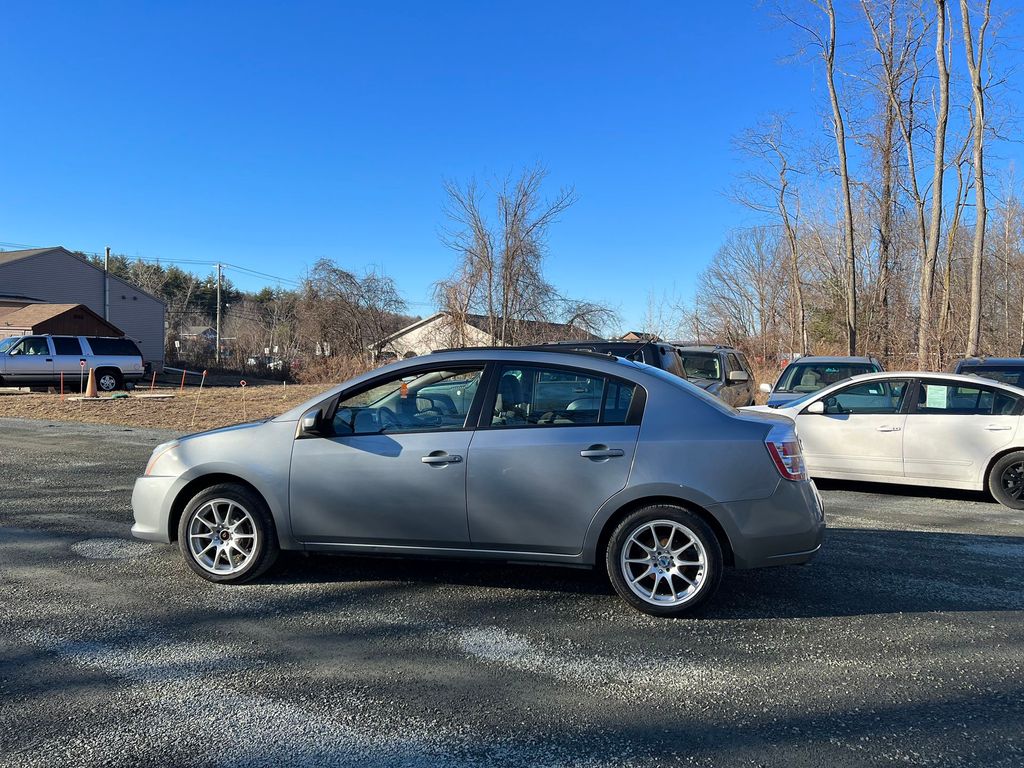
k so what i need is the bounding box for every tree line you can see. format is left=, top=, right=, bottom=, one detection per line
left=84, top=165, right=618, bottom=380
left=689, top=0, right=1017, bottom=369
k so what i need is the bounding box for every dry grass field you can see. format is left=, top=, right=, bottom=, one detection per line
left=0, top=384, right=325, bottom=432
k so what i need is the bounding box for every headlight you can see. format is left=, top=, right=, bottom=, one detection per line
left=145, top=440, right=179, bottom=476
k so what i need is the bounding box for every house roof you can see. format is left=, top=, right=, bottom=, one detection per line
left=0, top=303, right=121, bottom=334
left=463, top=313, right=602, bottom=341
left=375, top=311, right=603, bottom=348
left=374, top=312, right=446, bottom=346
left=0, top=248, right=56, bottom=266
left=0, top=246, right=166, bottom=306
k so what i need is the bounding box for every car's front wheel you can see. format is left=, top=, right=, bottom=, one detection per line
left=989, top=451, right=1024, bottom=510
left=606, top=505, right=723, bottom=617
left=177, top=483, right=279, bottom=583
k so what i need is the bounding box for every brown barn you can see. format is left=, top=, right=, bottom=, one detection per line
left=0, top=303, right=123, bottom=339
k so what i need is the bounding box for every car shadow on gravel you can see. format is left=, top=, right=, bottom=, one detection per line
left=258, top=526, right=1024, bottom=620
left=267, top=552, right=612, bottom=597
left=813, top=477, right=994, bottom=504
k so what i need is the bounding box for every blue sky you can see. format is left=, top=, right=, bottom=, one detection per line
left=1, top=2, right=866, bottom=327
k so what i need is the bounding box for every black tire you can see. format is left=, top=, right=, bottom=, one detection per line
left=177, top=483, right=279, bottom=583
left=96, top=368, right=123, bottom=392
left=606, top=505, right=723, bottom=617
left=988, top=451, right=1024, bottom=510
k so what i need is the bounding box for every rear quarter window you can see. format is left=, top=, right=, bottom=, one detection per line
left=87, top=337, right=142, bottom=357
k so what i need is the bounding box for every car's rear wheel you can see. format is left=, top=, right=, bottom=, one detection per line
left=96, top=369, right=122, bottom=392
left=177, top=483, right=279, bottom=583
left=606, top=505, right=722, bottom=617
left=989, top=451, right=1024, bottom=510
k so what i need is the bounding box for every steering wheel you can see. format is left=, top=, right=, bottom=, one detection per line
left=824, top=396, right=844, bottom=414
left=377, top=406, right=401, bottom=431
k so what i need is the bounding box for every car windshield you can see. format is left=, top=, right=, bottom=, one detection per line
left=774, top=362, right=878, bottom=393
left=961, top=365, right=1024, bottom=388
left=0, top=337, right=19, bottom=354
left=679, top=352, right=721, bottom=380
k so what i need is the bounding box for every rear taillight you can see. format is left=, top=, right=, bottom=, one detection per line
left=765, top=424, right=807, bottom=481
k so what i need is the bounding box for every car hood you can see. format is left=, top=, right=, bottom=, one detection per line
left=177, top=420, right=269, bottom=444
left=686, top=376, right=720, bottom=391
left=765, top=392, right=806, bottom=408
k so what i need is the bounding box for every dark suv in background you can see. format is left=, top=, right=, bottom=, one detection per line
left=674, top=344, right=755, bottom=407
left=954, top=357, right=1024, bottom=388
left=539, top=340, right=687, bottom=379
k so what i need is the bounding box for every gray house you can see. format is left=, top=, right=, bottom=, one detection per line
left=0, top=247, right=166, bottom=370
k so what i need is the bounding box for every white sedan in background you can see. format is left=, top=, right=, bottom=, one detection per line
left=745, top=371, right=1024, bottom=509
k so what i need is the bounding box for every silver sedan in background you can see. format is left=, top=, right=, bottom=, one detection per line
left=132, top=348, right=824, bottom=617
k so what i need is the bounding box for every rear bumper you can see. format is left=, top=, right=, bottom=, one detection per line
left=712, top=479, right=825, bottom=569
left=130, top=475, right=177, bottom=543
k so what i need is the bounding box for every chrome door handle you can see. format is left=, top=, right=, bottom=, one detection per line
left=985, top=425, right=1013, bottom=431
left=421, top=453, right=462, bottom=464
left=876, top=426, right=902, bottom=432
left=580, top=447, right=625, bottom=459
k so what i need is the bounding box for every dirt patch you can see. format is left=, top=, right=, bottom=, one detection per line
left=0, top=384, right=325, bottom=431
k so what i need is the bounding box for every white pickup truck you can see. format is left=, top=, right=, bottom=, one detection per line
left=0, top=334, right=146, bottom=392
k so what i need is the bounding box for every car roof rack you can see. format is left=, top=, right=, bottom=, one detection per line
left=431, top=345, right=622, bottom=361
left=673, top=342, right=731, bottom=350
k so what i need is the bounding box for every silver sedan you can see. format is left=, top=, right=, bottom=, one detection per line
left=132, top=348, right=824, bottom=616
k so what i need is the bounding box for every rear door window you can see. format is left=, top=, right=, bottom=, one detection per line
left=52, top=337, right=83, bottom=356
left=915, top=381, right=1021, bottom=415
left=489, top=365, right=637, bottom=427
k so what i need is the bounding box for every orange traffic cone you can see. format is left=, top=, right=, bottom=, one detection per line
left=84, top=367, right=98, bottom=398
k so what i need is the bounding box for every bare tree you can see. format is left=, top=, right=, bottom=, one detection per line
left=820, top=0, right=858, bottom=354
left=300, top=259, right=407, bottom=360
left=435, top=165, right=615, bottom=345
left=694, top=227, right=788, bottom=359
left=960, top=0, right=992, bottom=356
left=782, top=1, right=859, bottom=353
left=733, top=115, right=808, bottom=355
left=923, top=0, right=954, bottom=365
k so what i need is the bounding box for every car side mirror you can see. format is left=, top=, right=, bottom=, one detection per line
left=759, top=383, right=772, bottom=394
left=805, top=400, right=825, bottom=415
left=728, top=371, right=750, bottom=383
left=299, top=408, right=324, bottom=437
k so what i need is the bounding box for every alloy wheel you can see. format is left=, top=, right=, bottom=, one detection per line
left=1002, top=461, right=1024, bottom=501
left=98, top=374, right=118, bottom=391
left=620, top=519, right=707, bottom=606
left=187, top=499, right=259, bottom=575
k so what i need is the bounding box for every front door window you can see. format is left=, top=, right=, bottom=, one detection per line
left=331, top=367, right=483, bottom=435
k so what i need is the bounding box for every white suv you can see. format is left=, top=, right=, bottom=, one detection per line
left=0, top=334, right=146, bottom=391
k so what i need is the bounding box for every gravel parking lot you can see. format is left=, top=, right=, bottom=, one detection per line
left=1, top=418, right=1022, bottom=767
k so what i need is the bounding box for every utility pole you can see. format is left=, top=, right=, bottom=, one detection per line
left=215, top=263, right=222, bottom=365
left=104, top=246, right=111, bottom=320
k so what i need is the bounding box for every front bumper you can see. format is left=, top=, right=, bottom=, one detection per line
left=712, top=478, right=825, bottom=569
left=130, top=475, right=177, bottom=543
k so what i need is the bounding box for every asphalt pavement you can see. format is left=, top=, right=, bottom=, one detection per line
left=1, top=418, right=1022, bottom=767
